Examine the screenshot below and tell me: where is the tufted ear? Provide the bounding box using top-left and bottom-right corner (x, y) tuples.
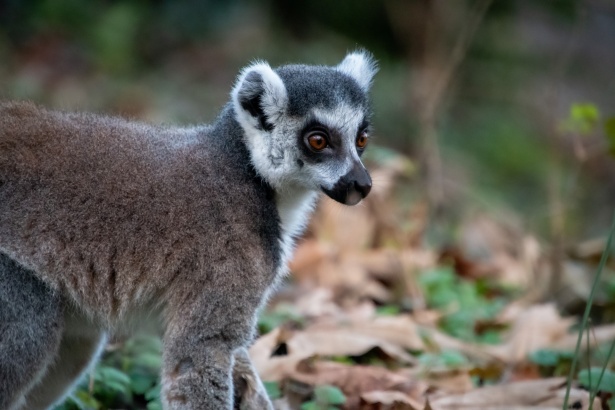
(232, 62), (288, 132)
(336, 50), (378, 92)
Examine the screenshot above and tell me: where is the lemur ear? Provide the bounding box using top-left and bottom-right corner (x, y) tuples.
(232, 62), (288, 132)
(336, 50), (378, 92)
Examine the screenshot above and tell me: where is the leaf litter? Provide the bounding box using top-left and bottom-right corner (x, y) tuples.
(250, 158), (615, 410)
(251, 154), (615, 409)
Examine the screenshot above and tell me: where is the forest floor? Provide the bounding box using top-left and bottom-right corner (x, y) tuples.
(247, 155), (615, 410)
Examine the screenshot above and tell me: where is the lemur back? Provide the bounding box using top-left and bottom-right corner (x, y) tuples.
(0, 103), (280, 323)
(0, 51), (377, 410)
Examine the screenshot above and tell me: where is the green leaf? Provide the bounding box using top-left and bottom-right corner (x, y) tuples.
(330, 355), (354, 365)
(96, 366), (131, 384)
(94, 366), (132, 395)
(300, 402), (318, 410)
(69, 390), (102, 410)
(571, 103), (599, 123)
(146, 401), (163, 410)
(570, 103), (600, 134)
(529, 349), (560, 366)
(264, 381), (282, 400)
(605, 117), (615, 155)
(314, 385), (346, 405)
(133, 352), (163, 370)
(129, 372), (156, 394)
(439, 350), (469, 366)
(578, 367), (615, 393)
(258, 303), (304, 334)
(376, 305), (401, 316)
(145, 385), (161, 401)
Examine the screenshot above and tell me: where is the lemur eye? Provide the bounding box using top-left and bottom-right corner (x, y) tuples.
(306, 132), (328, 151)
(356, 132), (369, 149)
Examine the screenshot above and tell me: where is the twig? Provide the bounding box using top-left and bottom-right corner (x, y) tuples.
(420, 0), (493, 213)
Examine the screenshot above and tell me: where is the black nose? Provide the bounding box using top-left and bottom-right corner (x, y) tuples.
(354, 178), (372, 199)
(321, 163), (372, 206)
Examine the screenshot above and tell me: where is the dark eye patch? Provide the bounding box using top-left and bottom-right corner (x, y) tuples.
(300, 118), (343, 148)
(297, 119), (342, 163)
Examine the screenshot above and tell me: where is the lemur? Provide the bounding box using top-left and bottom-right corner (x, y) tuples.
(0, 51), (377, 410)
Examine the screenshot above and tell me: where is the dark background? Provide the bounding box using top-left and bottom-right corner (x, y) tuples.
(1, 0), (614, 244)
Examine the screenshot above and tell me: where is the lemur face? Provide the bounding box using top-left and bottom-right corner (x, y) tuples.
(232, 51), (377, 205)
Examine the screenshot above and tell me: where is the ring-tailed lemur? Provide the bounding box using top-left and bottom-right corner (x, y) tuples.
(0, 50), (377, 410)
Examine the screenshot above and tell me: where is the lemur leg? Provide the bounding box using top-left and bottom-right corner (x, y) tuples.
(0, 253), (64, 410)
(233, 348), (273, 410)
(161, 292), (273, 410)
(23, 307), (108, 410)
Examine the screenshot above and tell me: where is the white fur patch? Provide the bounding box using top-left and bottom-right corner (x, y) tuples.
(231, 61), (288, 131)
(231, 62), (295, 191)
(336, 51), (378, 92)
(275, 188), (318, 275)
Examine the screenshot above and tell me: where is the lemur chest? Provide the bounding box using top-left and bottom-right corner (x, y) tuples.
(275, 189), (319, 270)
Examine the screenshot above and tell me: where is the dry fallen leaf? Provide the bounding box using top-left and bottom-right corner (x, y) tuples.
(252, 162), (615, 410)
(250, 315), (424, 381)
(312, 196), (376, 251)
(486, 304), (575, 362)
(421, 368), (474, 394)
(289, 361), (427, 409)
(360, 390), (425, 410)
(428, 378), (600, 410)
(553, 322), (615, 351)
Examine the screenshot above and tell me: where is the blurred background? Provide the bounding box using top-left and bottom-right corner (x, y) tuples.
(1, 0), (614, 240)
(2, 1), (615, 409)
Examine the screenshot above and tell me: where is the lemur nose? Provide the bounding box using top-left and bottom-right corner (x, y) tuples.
(321, 162), (372, 205)
(354, 179), (372, 199)
(352, 163), (372, 199)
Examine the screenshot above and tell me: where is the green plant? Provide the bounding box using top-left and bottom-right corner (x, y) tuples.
(562, 211), (615, 410)
(55, 335), (162, 410)
(578, 367), (615, 409)
(419, 267), (507, 342)
(258, 302), (305, 334)
(301, 385), (347, 410)
(264, 381), (282, 400)
(418, 349), (469, 368)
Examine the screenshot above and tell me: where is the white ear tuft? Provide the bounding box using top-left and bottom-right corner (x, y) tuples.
(336, 50), (378, 92)
(232, 61), (288, 132)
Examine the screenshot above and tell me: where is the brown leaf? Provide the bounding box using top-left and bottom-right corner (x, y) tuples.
(290, 361), (427, 409)
(312, 197), (376, 251)
(289, 239), (335, 277)
(288, 326), (417, 365)
(428, 378), (599, 410)
(537, 386), (600, 409)
(486, 304), (575, 363)
(553, 322), (615, 351)
(428, 378), (564, 408)
(307, 315), (425, 352)
(422, 368), (474, 394)
(360, 390), (425, 410)
(250, 315), (424, 381)
(292, 361), (422, 396)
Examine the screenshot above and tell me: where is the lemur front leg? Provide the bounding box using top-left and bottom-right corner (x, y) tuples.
(233, 348), (273, 410)
(161, 288), (273, 410)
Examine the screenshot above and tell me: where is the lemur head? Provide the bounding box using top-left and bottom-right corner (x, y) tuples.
(232, 51), (377, 205)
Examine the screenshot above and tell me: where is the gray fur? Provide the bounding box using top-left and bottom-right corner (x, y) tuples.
(0, 51), (376, 409)
(276, 65), (367, 116)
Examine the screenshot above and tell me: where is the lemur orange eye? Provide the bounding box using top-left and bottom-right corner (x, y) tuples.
(356, 132), (368, 149)
(307, 132), (328, 151)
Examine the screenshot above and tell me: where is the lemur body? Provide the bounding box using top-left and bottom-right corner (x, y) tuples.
(0, 51), (376, 409)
